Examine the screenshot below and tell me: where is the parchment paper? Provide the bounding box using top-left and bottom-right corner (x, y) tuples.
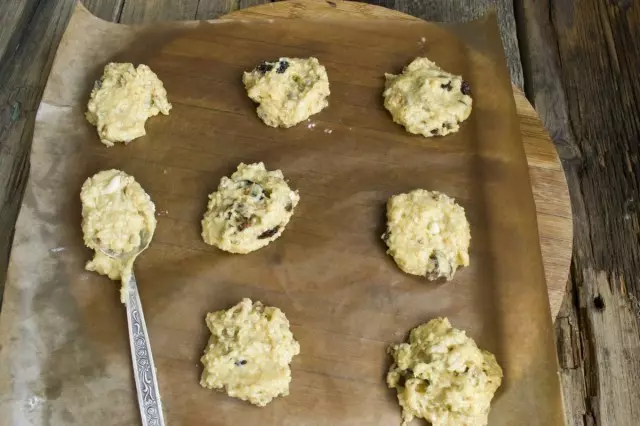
(0, 3), (564, 425)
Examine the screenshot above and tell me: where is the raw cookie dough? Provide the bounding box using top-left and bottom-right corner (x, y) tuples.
(382, 189), (470, 280)
(200, 298), (300, 407)
(80, 169), (156, 301)
(201, 162), (300, 254)
(242, 57), (330, 128)
(387, 318), (503, 426)
(86, 63), (172, 147)
(383, 57), (472, 137)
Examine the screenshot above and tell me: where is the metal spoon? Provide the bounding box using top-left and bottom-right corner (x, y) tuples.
(98, 231), (165, 426)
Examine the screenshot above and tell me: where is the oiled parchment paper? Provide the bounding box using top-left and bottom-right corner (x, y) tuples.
(0, 2), (564, 425)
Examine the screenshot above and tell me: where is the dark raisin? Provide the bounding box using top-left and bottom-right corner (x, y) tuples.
(285, 202), (293, 212)
(276, 60), (289, 74)
(237, 216), (251, 231)
(256, 62), (274, 73)
(427, 253), (440, 276)
(461, 80), (471, 95)
(258, 226), (280, 239)
(440, 81), (453, 91)
(397, 369), (414, 387)
(235, 360), (247, 366)
(397, 375), (407, 387)
(430, 129), (439, 135)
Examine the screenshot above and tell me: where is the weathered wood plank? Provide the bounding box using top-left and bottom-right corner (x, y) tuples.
(0, 1), (39, 65)
(81, 0), (125, 22)
(515, 0), (640, 424)
(119, 0), (199, 23)
(0, 0), (76, 305)
(400, 0), (524, 87)
(196, 0), (272, 20)
(358, 0), (524, 87)
(555, 277), (590, 426)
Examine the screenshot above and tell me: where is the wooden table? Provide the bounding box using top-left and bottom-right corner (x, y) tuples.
(0, 0), (638, 424)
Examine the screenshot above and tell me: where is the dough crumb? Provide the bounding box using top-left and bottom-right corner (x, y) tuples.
(383, 57), (472, 137)
(86, 63), (171, 147)
(387, 318), (503, 426)
(200, 298), (300, 407)
(201, 162), (299, 254)
(243, 57), (330, 128)
(382, 189), (470, 280)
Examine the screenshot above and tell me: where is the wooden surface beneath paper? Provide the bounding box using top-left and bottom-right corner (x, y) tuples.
(0, 2), (567, 425)
(226, 2), (573, 318)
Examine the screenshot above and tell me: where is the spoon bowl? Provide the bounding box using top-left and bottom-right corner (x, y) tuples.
(95, 229), (153, 260)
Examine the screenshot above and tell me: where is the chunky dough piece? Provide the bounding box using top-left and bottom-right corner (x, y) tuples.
(86, 63), (172, 147)
(387, 318), (503, 426)
(382, 189), (470, 280)
(200, 298), (300, 407)
(383, 57), (472, 137)
(80, 169), (156, 301)
(201, 162), (299, 254)
(243, 57), (330, 127)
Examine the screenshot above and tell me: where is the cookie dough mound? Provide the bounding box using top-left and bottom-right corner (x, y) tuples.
(200, 298), (301, 407)
(86, 63), (172, 147)
(80, 169), (156, 301)
(382, 189), (470, 280)
(201, 162), (300, 254)
(387, 318), (503, 426)
(243, 57), (330, 127)
(383, 57), (472, 137)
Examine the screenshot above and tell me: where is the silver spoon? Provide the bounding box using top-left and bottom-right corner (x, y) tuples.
(98, 231), (166, 426)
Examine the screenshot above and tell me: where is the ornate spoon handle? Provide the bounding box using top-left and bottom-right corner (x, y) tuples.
(125, 273), (166, 426)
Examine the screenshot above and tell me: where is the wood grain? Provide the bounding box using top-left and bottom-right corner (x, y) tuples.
(81, 0), (125, 21)
(515, 0), (640, 425)
(0, 0), (39, 65)
(0, 0), (76, 305)
(196, 0), (272, 20)
(119, 0), (199, 23)
(367, 0), (524, 87)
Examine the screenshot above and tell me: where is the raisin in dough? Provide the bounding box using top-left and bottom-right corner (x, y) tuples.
(200, 298), (300, 407)
(383, 57), (472, 137)
(243, 57), (330, 128)
(80, 169), (156, 302)
(387, 318), (503, 426)
(382, 189), (470, 280)
(86, 63), (172, 147)
(201, 162), (300, 254)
